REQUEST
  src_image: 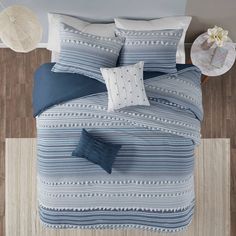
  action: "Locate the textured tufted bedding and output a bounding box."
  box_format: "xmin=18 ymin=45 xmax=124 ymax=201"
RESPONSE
xmin=34 ymin=64 xmax=203 ymax=232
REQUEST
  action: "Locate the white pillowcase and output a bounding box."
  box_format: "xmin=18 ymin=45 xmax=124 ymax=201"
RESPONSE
xmin=47 ymin=13 xmax=115 ymax=52
xmin=114 ymin=16 xmax=192 ymax=64
xmin=100 ymin=62 xmax=150 ymax=112
xmin=51 ymin=50 xmax=60 ymax=63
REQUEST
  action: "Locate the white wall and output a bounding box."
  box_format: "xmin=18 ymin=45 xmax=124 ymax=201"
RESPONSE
xmin=1 ymin=0 xmax=187 ymax=43
xmin=186 ymin=0 xmax=236 ymax=42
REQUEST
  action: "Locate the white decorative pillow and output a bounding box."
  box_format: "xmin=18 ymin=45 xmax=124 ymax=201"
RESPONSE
xmin=48 ymin=13 xmax=115 ymax=52
xmin=114 ymin=16 xmax=192 ymax=64
xmin=100 ymin=62 xmax=150 ymax=112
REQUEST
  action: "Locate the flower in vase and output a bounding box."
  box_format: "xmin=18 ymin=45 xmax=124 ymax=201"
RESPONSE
xmin=207 ymin=26 xmax=228 ymax=47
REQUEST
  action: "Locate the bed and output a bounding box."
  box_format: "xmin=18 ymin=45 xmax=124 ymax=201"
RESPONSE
xmin=33 ymin=14 xmax=203 ymax=233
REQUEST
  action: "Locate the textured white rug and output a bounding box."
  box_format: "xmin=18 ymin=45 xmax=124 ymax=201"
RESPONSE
xmin=5 ymin=138 xmax=230 ymax=236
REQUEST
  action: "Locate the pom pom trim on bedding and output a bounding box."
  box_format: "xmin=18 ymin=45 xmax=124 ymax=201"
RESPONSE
xmin=34 ymin=63 xmax=202 ymax=232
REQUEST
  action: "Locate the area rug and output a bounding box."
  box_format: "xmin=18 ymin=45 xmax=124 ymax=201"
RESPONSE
xmin=5 ymin=138 xmax=230 ymax=236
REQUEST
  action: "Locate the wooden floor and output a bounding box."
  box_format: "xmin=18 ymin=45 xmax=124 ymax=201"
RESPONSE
xmin=0 ymin=48 xmax=236 ymax=236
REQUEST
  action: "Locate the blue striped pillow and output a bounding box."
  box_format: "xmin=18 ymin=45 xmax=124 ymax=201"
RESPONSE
xmin=52 ymin=24 xmax=124 ymax=83
xmin=72 ymin=129 xmax=121 ymax=174
xmin=115 ymin=28 xmax=183 ymax=73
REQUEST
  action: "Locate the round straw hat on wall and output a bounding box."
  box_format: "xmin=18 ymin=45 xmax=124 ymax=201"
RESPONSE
xmin=0 ymin=5 xmax=42 ymax=52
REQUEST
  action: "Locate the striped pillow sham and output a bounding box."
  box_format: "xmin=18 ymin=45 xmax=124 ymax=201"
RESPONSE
xmin=52 ymin=23 xmax=124 ymax=83
xmin=115 ymin=28 xmax=183 ymax=73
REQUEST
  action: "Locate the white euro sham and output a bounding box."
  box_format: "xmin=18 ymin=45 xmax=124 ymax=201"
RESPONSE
xmin=48 ymin=13 xmax=115 ymax=52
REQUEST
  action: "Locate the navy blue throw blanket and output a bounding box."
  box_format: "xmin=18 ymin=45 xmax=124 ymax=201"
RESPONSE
xmin=33 ymin=63 xmax=193 ymax=117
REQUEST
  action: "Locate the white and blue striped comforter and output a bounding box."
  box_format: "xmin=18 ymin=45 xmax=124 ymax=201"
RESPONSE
xmin=36 ymin=66 xmax=203 ymax=232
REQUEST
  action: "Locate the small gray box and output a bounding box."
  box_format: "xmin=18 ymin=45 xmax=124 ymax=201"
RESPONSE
xmin=211 ymin=47 xmax=228 ymax=68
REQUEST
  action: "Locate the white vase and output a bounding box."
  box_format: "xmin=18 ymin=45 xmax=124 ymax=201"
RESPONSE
xmin=201 ymin=39 xmax=214 ymax=50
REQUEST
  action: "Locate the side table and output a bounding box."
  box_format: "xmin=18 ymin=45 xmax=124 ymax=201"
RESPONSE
xmin=190 ymin=33 xmax=236 ymax=84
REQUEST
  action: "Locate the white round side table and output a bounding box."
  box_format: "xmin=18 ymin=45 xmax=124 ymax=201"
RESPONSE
xmin=191 ymin=33 xmax=236 ymax=82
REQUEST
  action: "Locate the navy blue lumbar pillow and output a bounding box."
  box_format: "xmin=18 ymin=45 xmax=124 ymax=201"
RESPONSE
xmin=72 ymin=129 xmax=121 ymax=174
